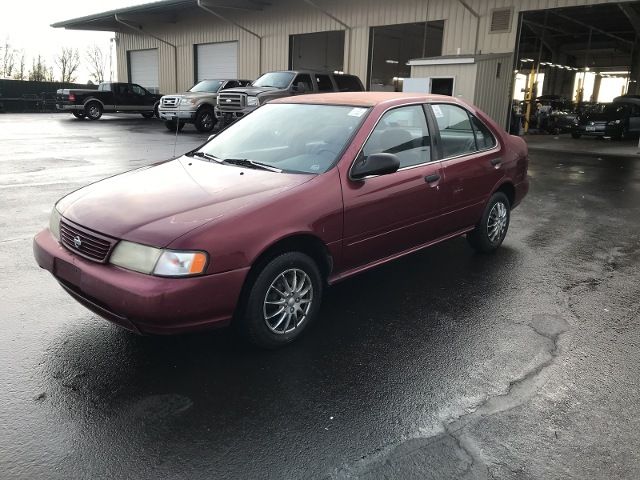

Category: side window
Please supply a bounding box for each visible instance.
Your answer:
[224,81,239,89]
[293,74,313,92]
[432,104,477,158]
[363,105,431,168]
[470,115,497,150]
[334,75,363,92]
[316,75,333,92]
[132,84,146,95]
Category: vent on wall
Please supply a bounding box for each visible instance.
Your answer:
[490,8,513,33]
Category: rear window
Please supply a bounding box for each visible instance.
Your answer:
[334,75,363,92]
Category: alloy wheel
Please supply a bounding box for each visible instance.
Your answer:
[487,201,508,243]
[263,268,313,334]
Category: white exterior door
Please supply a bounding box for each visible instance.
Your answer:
[196,42,238,81]
[129,49,159,92]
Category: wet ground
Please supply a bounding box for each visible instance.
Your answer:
[1,113,639,479]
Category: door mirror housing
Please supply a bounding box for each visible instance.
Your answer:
[351,153,400,180]
[207,134,217,141]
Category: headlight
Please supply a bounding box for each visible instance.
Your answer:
[110,241,208,277]
[180,97,196,106]
[49,207,61,241]
[246,96,259,106]
[607,119,621,125]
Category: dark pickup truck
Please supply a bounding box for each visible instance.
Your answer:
[56,82,162,120]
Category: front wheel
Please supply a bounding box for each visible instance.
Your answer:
[195,107,216,132]
[571,132,581,139]
[72,112,86,119]
[141,111,154,119]
[467,192,510,253]
[238,252,323,349]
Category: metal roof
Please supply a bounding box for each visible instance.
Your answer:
[51,0,269,31]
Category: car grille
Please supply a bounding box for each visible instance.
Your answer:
[161,96,181,108]
[218,93,245,111]
[59,220,115,263]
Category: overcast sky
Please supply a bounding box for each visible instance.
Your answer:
[1,0,151,83]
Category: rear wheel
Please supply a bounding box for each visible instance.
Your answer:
[571,132,581,139]
[164,120,185,132]
[85,101,103,120]
[237,252,323,349]
[195,106,216,133]
[72,112,86,119]
[467,192,510,253]
[141,111,154,119]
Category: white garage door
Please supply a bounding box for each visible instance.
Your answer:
[196,42,238,81]
[129,49,159,92]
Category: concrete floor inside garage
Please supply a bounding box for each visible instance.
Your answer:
[1,113,639,479]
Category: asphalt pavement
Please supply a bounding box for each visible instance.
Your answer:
[1,113,639,480]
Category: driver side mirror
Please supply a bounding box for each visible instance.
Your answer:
[351,153,400,180]
[208,134,216,141]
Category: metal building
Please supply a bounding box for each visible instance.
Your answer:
[53,0,639,127]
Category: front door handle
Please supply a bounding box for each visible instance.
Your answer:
[491,157,503,166]
[424,173,441,183]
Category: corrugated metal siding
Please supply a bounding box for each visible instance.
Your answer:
[473,53,514,127]
[114,0,636,94]
[410,63,478,102]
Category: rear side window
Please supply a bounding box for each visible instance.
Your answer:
[431,104,477,158]
[470,115,497,150]
[316,74,333,92]
[363,105,432,168]
[334,75,363,92]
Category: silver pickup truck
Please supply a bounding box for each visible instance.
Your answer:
[158,79,251,132]
[216,70,365,128]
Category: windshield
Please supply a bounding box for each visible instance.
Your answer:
[198,103,370,174]
[252,72,295,89]
[189,80,224,93]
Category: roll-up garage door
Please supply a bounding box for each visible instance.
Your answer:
[196,42,238,81]
[129,49,159,92]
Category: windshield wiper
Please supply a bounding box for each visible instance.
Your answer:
[190,151,221,162]
[223,158,282,173]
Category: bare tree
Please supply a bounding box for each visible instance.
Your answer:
[1,39,16,78]
[13,51,25,80]
[86,44,106,84]
[28,55,48,81]
[55,47,80,83]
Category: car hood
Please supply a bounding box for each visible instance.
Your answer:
[57,157,314,247]
[181,91,218,99]
[221,86,283,96]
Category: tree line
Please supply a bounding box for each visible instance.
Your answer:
[0,39,108,84]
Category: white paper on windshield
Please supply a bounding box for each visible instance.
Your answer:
[432,105,444,118]
[348,107,367,117]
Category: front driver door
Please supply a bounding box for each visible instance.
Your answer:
[340,104,444,270]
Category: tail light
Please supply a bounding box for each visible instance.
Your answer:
[68,93,76,102]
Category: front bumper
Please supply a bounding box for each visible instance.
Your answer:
[158,108,196,122]
[573,124,622,137]
[215,106,257,121]
[33,229,249,334]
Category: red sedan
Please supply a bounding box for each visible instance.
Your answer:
[34,92,529,348]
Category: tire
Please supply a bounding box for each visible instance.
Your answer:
[85,101,103,120]
[164,120,185,132]
[72,112,86,119]
[141,112,154,119]
[194,107,216,132]
[237,252,323,349]
[467,192,511,253]
[571,133,581,139]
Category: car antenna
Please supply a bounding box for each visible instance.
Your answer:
[173,117,180,157]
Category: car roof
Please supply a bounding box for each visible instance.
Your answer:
[270,91,463,107]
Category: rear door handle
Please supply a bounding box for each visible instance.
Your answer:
[424,174,441,183]
[491,157,502,166]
